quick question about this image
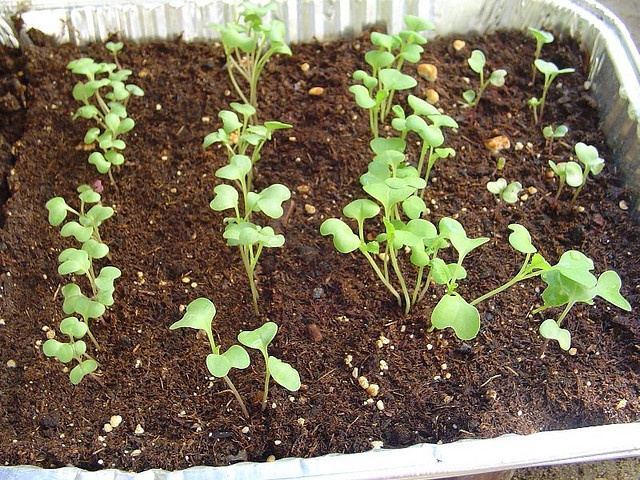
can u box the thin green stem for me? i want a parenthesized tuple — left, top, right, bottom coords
(222, 375, 250, 419)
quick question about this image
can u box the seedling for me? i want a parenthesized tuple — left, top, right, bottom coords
(390, 94, 458, 191)
(528, 27, 554, 85)
(571, 142, 604, 205)
(462, 49, 507, 108)
(529, 59, 574, 124)
(203, 102, 291, 190)
(209, 154, 290, 314)
(238, 321, 301, 411)
(349, 15, 435, 138)
(42, 316, 99, 385)
(170, 298, 251, 418)
(213, 1, 291, 114)
(543, 124, 568, 155)
(548, 142, 604, 205)
(44, 184, 120, 383)
(486, 178, 522, 203)
(67, 42, 144, 183)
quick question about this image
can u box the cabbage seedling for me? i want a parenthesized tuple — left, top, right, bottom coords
(528, 27, 554, 85)
(529, 59, 574, 124)
(486, 177, 522, 203)
(210, 154, 290, 314)
(548, 160, 583, 200)
(238, 321, 301, 411)
(349, 15, 435, 138)
(391, 94, 458, 191)
(67, 43, 144, 183)
(212, 1, 291, 114)
(203, 102, 291, 191)
(570, 142, 604, 205)
(543, 124, 568, 155)
(46, 185, 120, 348)
(170, 298, 251, 419)
(462, 49, 507, 108)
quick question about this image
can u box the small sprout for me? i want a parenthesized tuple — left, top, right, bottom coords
(462, 49, 507, 108)
(528, 27, 554, 85)
(530, 59, 574, 124)
(238, 322, 301, 411)
(212, 1, 291, 114)
(170, 298, 251, 418)
(67, 42, 144, 183)
(548, 142, 604, 205)
(487, 178, 522, 203)
(542, 124, 568, 154)
(496, 157, 506, 171)
(44, 184, 119, 382)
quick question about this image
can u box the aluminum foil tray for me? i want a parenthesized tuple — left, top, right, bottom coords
(0, 1, 639, 478)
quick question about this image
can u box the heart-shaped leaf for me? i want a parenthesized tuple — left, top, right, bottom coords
(431, 293, 480, 340)
(539, 319, 571, 350)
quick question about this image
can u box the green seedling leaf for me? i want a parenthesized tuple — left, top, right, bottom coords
(431, 293, 481, 340)
(462, 89, 476, 105)
(320, 219, 361, 253)
(246, 184, 291, 218)
(84, 127, 101, 144)
(82, 238, 110, 259)
(467, 50, 486, 73)
(216, 155, 253, 181)
(343, 198, 380, 223)
(534, 59, 575, 76)
(349, 85, 377, 109)
(407, 94, 440, 116)
(554, 250, 596, 287)
(95, 266, 121, 306)
(402, 195, 426, 219)
(77, 184, 101, 204)
(59, 316, 88, 339)
(219, 109, 243, 132)
(508, 224, 537, 254)
(238, 321, 277, 351)
(88, 152, 111, 174)
(46, 197, 70, 226)
(379, 68, 417, 91)
(403, 14, 435, 32)
(575, 142, 605, 175)
(370, 31, 397, 50)
(43, 339, 75, 363)
(169, 297, 216, 334)
(105, 41, 124, 53)
(268, 356, 301, 391)
(592, 270, 632, 311)
(365, 50, 395, 70)
(489, 69, 507, 87)
(69, 358, 98, 385)
(529, 27, 554, 46)
(83, 204, 114, 227)
(353, 70, 378, 90)
(210, 184, 239, 212)
(60, 221, 93, 243)
(430, 257, 452, 285)
(539, 319, 571, 350)
(206, 345, 250, 377)
(58, 248, 91, 275)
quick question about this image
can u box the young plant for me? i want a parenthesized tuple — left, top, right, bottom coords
(44, 184, 121, 384)
(438, 224, 631, 350)
(170, 298, 251, 418)
(486, 178, 522, 203)
(548, 142, 604, 205)
(390, 94, 458, 192)
(203, 102, 291, 190)
(349, 15, 435, 138)
(42, 317, 99, 385)
(543, 124, 568, 155)
(529, 59, 574, 124)
(548, 160, 583, 200)
(462, 49, 507, 108)
(321, 144, 490, 315)
(528, 27, 554, 85)
(67, 44, 144, 184)
(238, 321, 301, 411)
(209, 154, 290, 315)
(213, 1, 291, 114)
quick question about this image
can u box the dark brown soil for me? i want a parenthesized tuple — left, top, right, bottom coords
(0, 26, 638, 472)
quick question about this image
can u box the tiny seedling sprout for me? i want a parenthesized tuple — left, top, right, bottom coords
(548, 142, 604, 206)
(528, 27, 554, 85)
(529, 59, 574, 124)
(486, 178, 522, 203)
(170, 298, 251, 418)
(213, 1, 291, 115)
(543, 124, 568, 155)
(462, 49, 507, 108)
(238, 321, 301, 411)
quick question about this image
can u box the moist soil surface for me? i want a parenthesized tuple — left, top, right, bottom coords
(0, 26, 639, 472)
